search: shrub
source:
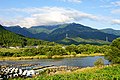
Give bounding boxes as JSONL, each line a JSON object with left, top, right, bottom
{"left": 94, "top": 58, "right": 104, "bottom": 66}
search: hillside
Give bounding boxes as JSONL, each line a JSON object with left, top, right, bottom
{"left": 49, "top": 23, "right": 118, "bottom": 42}
{"left": 57, "top": 37, "right": 110, "bottom": 45}
{"left": 5, "top": 23, "right": 119, "bottom": 45}
{"left": 4, "top": 26, "right": 34, "bottom": 38}
{"left": 0, "top": 25, "right": 56, "bottom": 47}
{"left": 28, "top": 25, "right": 60, "bottom": 34}
{"left": 100, "top": 28, "right": 120, "bottom": 36}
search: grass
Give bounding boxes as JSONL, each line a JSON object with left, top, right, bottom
{"left": 11, "top": 64, "right": 120, "bottom": 80}
{"left": 0, "top": 53, "right": 104, "bottom": 60}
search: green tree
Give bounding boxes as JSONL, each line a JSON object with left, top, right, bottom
{"left": 46, "top": 51, "right": 53, "bottom": 58}
{"left": 106, "top": 38, "right": 120, "bottom": 63}
{"left": 66, "top": 44, "right": 77, "bottom": 53}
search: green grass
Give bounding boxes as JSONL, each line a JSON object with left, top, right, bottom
{"left": 12, "top": 64, "right": 120, "bottom": 80}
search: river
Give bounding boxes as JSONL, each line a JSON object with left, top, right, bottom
{"left": 0, "top": 56, "right": 110, "bottom": 68}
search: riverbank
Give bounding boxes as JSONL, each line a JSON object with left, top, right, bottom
{"left": 0, "top": 53, "right": 104, "bottom": 60}
{"left": 12, "top": 64, "right": 120, "bottom": 80}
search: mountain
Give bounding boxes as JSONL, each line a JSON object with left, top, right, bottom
{"left": 4, "top": 26, "right": 34, "bottom": 38}
{"left": 0, "top": 25, "right": 56, "bottom": 47}
{"left": 49, "top": 23, "right": 118, "bottom": 42}
{"left": 28, "top": 25, "right": 60, "bottom": 34}
{"left": 5, "top": 23, "right": 119, "bottom": 45}
{"left": 100, "top": 28, "right": 120, "bottom": 36}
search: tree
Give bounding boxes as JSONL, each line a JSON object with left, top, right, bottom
{"left": 106, "top": 38, "right": 120, "bottom": 63}
{"left": 66, "top": 44, "right": 77, "bottom": 53}
{"left": 46, "top": 51, "right": 53, "bottom": 58}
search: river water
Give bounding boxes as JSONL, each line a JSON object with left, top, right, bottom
{"left": 0, "top": 56, "right": 110, "bottom": 68}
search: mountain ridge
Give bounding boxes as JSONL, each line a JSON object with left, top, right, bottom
{"left": 100, "top": 28, "right": 120, "bottom": 36}
{"left": 4, "top": 23, "right": 119, "bottom": 45}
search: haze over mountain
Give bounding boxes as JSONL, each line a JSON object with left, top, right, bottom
{"left": 4, "top": 23, "right": 119, "bottom": 45}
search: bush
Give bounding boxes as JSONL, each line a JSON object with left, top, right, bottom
{"left": 94, "top": 58, "right": 104, "bottom": 66}
{"left": 71, "top": 52, "right": 77, "bottom": 56}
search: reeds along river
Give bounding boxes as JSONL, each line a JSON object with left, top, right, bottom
{"left": 0, "top": 56, "right": 110, "bottom": 68}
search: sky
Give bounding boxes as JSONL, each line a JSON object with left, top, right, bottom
{"left": 0, "top": 0, "right": 120, "bottom": 29}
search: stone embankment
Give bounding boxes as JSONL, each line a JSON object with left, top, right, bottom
{"left": 0, "top": 64, "right": 80, "bottom": 79}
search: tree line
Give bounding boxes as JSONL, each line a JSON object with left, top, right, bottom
{"left": 0, "top": 44, "right": 110, "bottom": 57}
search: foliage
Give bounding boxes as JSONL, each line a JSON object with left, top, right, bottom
{"left": 94, "top": 58, "right": 104, "bottom": 66}
{"left": 106, "top": 38, "right": 120, "bottom": 63}
{"left": 0, "top": 44, "right": 110, "bottom": 57}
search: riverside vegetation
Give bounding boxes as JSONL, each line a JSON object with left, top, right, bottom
{"left": 0, "top": 44, "right": 109, "bottom": 60}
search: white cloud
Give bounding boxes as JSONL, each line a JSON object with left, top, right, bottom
{"left": 112, "top": 19, "right": 120, "bottom": 25}
{"left": 58, "top": 0, "right": 81, "bottom": 3}
{"left": 111, "top": 1, "right": 120, "bottom": 6}
{"left": 111, "top": 9, "right": 120, "bottom": 14}
{"left": 0, "top": 7, "right": 100, "bottom": 28}
{"left": 100, "top": 1, "right": 120, "bottom": 9}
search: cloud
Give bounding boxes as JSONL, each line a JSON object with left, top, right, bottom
{"left": 0, "top": 7, "right": 100, "bottom": 28}
{"left": 111, "top": 9, "right": 120, "bottom": 14}
{"left": 100, "top": 1, "right": 120, "bottom": 8}
{"left": 111, "top": 1, "right": 120, "bottom": 6}
{"left": 109, "top": 1, "right": 120, "bottom": 14}
{"left": 100, "top": 5, "right": 112, "bottom": 8}
{"left": 58, "top": 0, "right": 82, "bottom": 3}
{"left": 112, "top": 19, "right": 120, "bottom": 25}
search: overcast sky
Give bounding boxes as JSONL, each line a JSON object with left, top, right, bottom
{"left": 0, "top": 0, "right": 120, "bottom": 29}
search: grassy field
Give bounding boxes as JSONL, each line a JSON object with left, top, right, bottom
{"left": 11, "top": 64, "right": 120, "bottom": 80}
